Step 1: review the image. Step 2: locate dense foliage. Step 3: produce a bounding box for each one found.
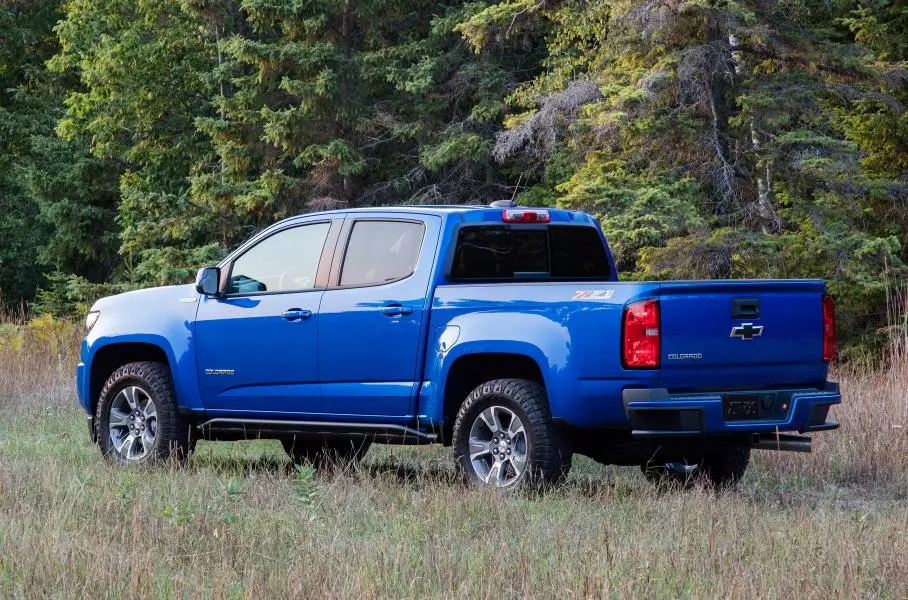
[0,0,905,352]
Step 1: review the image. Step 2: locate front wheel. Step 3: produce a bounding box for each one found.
[96,361,192,465]
[641,445,751,489]
[452,378,571,489]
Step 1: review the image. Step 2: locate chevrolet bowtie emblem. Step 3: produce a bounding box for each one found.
[730,323,763,340]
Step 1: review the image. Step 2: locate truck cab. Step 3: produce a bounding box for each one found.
[77,205,840,489]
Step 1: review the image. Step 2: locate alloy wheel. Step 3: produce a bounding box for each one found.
[467,405,529,487]
[108,385,158,461]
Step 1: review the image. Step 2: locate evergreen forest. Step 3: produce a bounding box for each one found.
[2,0,906,354]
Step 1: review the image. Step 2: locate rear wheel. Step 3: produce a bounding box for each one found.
[281,436,371,469]
[96,361,192,465]
[452,378,571,489]
[641,445,751,489]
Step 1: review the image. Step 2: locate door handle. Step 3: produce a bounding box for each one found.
[380,304,413,316]
[281,308,312,321]
[732,298,760,319]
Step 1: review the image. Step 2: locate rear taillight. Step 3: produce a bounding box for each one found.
[623,299,660,368]
[822,295,837,362]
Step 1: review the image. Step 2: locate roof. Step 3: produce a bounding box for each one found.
[311,205,479,216]
[295,204,595,224]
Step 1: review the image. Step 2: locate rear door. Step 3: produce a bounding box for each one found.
[317,213,442,419]
[656,280,828,389]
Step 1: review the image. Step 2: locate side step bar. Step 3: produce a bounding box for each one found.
[751,433,812,453]
[197,418,438,445]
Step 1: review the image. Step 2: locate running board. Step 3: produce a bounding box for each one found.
[196,418,438,445]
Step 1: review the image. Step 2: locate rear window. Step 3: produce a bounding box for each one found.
[450,225,610,281]
[340,220,425,287]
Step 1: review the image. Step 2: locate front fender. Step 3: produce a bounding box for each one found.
[80,332,203,415]
[77,285,204,414]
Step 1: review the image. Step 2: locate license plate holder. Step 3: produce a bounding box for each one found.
[724,395,760,420]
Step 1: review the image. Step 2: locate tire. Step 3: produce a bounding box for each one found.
[452,378,571,489]
[95,361,192,465]
[281,436,371,469]
[641,444,751,489]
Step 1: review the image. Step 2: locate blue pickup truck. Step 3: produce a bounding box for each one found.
[77,204,840,488]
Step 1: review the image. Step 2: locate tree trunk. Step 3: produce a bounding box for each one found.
[342,0,352,61]
[729,34,779,234]
[340,0,354,204]
[706,16,736,215]
[216,24,225,121]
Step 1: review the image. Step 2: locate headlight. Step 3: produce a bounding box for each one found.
[85,311,100,333]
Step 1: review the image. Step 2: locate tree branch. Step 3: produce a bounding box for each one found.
[729,45,872,81]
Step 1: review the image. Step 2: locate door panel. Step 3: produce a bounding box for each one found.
[195,292,323,414]
[317,215,441,418]
[195,219,338,415]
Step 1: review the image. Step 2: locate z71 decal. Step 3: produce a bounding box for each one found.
[573,289,615,301]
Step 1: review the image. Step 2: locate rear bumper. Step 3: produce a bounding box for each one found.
[622,382,840,438]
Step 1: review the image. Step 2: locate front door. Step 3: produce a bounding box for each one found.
[317,214,441,419]
[195,218,338,416]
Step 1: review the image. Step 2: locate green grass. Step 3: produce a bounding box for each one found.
[0,407,906,599]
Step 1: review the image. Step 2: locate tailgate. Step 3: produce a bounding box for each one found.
[656,280,828,389]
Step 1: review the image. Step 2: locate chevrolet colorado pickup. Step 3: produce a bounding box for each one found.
[77,204,841,488]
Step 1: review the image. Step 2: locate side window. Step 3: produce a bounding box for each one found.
[340,220,425,287]
[228,222,331,294]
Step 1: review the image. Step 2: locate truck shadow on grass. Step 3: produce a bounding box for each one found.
[189,445,459,486]
[359,459,458,485]
[189,452,290,476]
[187,443,640,496]
[186,442,855,503]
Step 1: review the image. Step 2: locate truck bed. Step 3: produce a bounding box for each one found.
[428,279,832,429]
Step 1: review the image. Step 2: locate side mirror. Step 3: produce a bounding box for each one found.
[195,267,222,297]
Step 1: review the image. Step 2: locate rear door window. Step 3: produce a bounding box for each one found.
[340,220,426,287]
[451,225,610,281]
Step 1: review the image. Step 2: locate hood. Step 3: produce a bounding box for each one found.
[91,284,199,313]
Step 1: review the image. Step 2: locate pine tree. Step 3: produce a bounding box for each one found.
[840,0,908,177]
[0,0,119,306]
[188,0,543,250]
[0,1,49,304]
[50,0,218,285]
[48,0,541,288]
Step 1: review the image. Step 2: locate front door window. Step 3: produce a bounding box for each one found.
[228,222,331,295]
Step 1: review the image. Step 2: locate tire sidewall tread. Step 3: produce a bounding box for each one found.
[702,445,751,488]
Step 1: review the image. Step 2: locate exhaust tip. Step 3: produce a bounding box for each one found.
[752,433,813,453]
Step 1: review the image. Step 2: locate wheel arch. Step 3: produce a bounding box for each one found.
[88,341,173,439]
[440,351,546,445]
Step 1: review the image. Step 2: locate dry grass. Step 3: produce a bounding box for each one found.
[1,318,907,599]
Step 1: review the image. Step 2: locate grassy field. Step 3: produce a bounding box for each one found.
[1,319,907,599]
